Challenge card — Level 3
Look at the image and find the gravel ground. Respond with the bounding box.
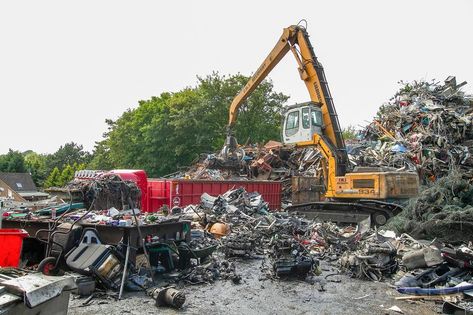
[68,259,439,315]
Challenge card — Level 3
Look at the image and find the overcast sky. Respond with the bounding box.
[1,0,472,154]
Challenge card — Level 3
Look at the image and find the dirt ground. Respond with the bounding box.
[68,259,440,315]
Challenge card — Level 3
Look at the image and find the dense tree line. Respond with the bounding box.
[0,73,292,186]
[0,143,90,188]
[89,73,288,176]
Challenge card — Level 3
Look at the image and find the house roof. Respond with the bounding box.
[0,172,38,192]
[18,191,49,198]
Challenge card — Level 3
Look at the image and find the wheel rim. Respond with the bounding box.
[43,262,55,275]
[374,214,387,226]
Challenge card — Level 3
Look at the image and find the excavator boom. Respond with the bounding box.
[228,27,293,126]
[226,25,348,176]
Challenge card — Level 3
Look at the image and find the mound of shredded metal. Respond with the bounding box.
[66,174,142,210]
[356,76,473,183]
[387,171,473,241]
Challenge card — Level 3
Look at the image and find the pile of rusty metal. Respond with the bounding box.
[356,76,473,183]
[185,188,337,279]
[268,234,318,278]
[222,230,263,257]
[187,185,473,301]
[177,256,241,285]
[182,144,322,179]
[172,144,324,205]
[339,230,399,281]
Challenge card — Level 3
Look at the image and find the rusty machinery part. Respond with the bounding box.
[287,200,403,227]
[150,287,186,309]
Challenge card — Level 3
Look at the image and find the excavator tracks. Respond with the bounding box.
[286,200,403,227]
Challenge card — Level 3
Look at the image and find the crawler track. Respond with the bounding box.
[287,200,403,227]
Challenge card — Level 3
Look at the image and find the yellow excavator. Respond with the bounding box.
[220,23,419,226]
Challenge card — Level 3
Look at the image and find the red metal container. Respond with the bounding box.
[147,179,282,212]
[102,170,282,213]
[0,229,29,267]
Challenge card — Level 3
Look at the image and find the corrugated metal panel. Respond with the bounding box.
[147,179,282,212]
[148,180,168,212]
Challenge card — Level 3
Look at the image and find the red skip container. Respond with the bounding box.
[0,229,29,267]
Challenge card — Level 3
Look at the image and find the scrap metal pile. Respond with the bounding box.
[181,187,473,312]
[6,184,473,312]
[177,256,241,285]
[180,187,365,280]
[43,173,142,212]
[65,174,142,210]
[190,144,323,180]
[348,76,473,242]
[174,144,324,204]
[177,188,325,279]
[356,76,473,183]
[388,170,473,242]
[339,227,473,312]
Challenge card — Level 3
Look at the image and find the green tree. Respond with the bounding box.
[72,162,86,172]
[103,73,289,176]
[88,127,116,170]
[58,164,75,186]
[44,167,61,188]
[24,152,48,187]
[0,149,26,173]
[45,142,91,173]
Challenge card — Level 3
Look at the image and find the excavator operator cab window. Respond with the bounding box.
[285,111,299,137]
[311,109,323,127]
[302,108,311,129]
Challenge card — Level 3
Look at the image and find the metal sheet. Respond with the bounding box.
[0,292,21,308]
[0,274,75,308]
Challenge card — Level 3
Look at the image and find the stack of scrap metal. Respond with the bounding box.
[357,76,473,183]
[337,223,473,311]
[269,234,317,277]
[65,174,142,210]
[184,188,328,278]
[172,144,324,205]
[387,170,473,241]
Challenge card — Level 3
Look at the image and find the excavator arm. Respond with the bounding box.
[225,25,348,176]
[228,27,294,126]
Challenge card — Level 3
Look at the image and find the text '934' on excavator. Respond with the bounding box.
[212,22,419,227]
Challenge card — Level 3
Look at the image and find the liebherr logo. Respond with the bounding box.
[314,83,322,101]
[243,61,267,94]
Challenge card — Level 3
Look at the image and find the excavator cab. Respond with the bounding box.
[282,102,323,145]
